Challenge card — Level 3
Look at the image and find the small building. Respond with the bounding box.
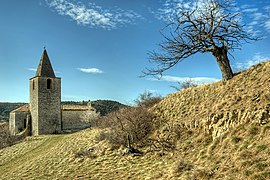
[9,104,30,135]
[9,49,98,135]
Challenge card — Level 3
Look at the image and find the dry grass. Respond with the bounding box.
[153,61,270,134]
[0,128,174,179]
[3,124,270,179]
[150,60,270,179]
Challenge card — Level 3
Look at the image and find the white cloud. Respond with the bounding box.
[240,7,270,34]
[234,54,269,70]
[149,75,219,84]
[155,0,236,22]
[265,20,270,31]
[77,68,104,74]
[241,4,251,9]
[252,12,267,21]
[155,1,270,35]
[46,0,143,30]
[248,21,258,26]
[265,6,270,11]
[27,68,37,72]
[242,8,258,13]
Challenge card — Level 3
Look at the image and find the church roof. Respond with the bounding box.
[62,105,95,111]
[10,104,30,113]
[35,49,56,78]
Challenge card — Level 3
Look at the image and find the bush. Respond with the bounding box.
[249,126,259,136]
[97,106,155,148]
[0,123,14,149]
[255,163,267,171]
[256,144,268,152]
[231,136,242,143]
[94,92,162,148]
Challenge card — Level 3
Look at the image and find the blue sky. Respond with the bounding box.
[0,0,270,104]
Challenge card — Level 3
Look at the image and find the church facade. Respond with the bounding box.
[9,49,97,136]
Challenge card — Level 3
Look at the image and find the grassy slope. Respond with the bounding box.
[150,61,270,179]
[0,129,173,179]
[1,61,270,179]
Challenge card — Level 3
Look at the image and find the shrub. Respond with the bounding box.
[97,106,155,148]
[232,136,242,143]
[256,144,268,152]
[95,92,161,148]
[255,163,267,171]
[0,123,14,149]
[249,126,259,136]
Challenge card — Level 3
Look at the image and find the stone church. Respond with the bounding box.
[9,49,98,136]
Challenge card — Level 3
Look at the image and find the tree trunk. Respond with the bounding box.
[212,46,234,81]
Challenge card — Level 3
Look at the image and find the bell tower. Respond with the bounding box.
[30,49,61,135]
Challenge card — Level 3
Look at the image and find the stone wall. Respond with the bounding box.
[62,109,98,130]
[30,77,61,135]
[9,111,29,135]
[30,78,38,135]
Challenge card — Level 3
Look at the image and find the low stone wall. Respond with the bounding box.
[61,109,98,130]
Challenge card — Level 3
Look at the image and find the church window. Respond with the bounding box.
[47,79,52,89]
[23,119,27,129]
[33,80,35,90]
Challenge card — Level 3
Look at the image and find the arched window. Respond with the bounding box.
[33,80,35,90]
[47,79,52,89]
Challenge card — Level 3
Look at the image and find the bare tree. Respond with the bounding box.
[144,0,259,81]
[171,79,198,91]
[134,91,162,108]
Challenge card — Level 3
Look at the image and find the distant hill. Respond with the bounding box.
[90,100,127,116]
[0,103,26,122]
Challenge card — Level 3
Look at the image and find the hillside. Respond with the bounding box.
[153,61,270,140]
[151,60,270,179]
[1,61,270,179]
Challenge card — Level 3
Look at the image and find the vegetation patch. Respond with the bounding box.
[232,136,242,143]
[249,126,259,136]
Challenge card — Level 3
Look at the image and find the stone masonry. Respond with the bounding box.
[9,49,98,136]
